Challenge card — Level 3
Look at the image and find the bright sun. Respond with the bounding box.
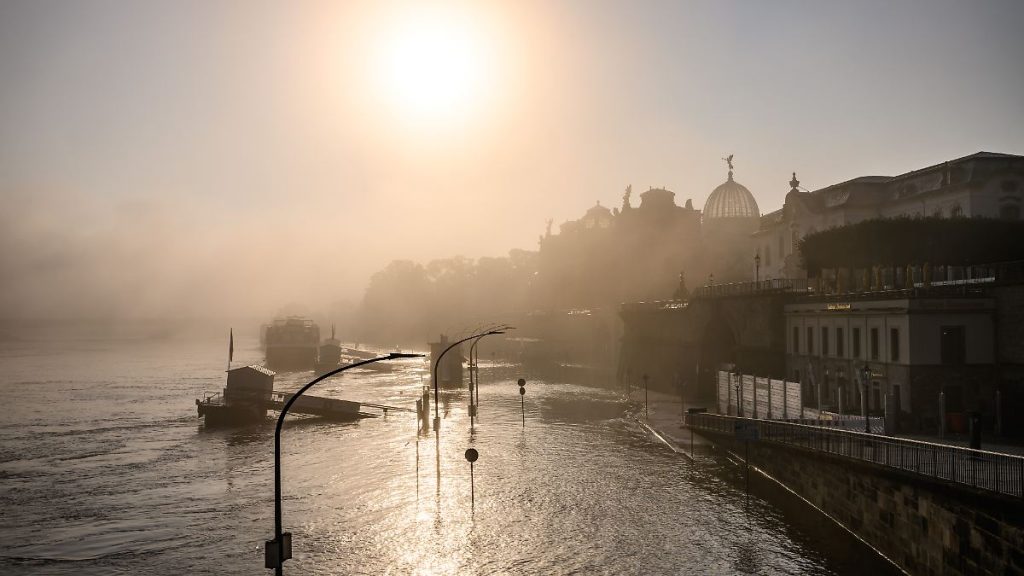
[375,4,491,124]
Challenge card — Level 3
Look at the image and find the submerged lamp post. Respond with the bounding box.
[755,252,761,285]
[432,327,508,430]
[643,374,650,420]
[267,352,423,575]
[468,331,499,426]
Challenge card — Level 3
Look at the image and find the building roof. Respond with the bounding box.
[227,364,276,377]
[703,172,759,219]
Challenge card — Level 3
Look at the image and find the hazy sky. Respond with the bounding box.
[2,0,1023,320]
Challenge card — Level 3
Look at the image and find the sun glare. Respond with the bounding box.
[375,4,492,124]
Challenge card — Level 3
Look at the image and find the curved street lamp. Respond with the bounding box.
[431,327,508,430]
[268,352,423,575]
[467,328,508,425]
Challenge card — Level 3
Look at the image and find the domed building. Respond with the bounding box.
[702,155,760,235]
[699,155,761,283]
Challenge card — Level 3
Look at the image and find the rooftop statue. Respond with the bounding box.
[622,184,632,210]
[673,271,690,300]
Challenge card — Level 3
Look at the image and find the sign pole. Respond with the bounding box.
[518,378,526,428]
[464,448,478,512]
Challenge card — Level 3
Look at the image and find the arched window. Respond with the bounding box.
[950,203,963,218]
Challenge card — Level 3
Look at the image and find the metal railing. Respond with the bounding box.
[688,413,1024,498]
[692,278,810,299]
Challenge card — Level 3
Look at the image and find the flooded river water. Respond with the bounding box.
[0,331,899,574]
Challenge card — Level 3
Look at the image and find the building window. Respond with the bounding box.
[1000,204,1020,220]
[822,327,829,357]
[793,326,800,354]
[941,326,966,365]
[765,245,772,266]
[807,326,814,355]
[836,328,845,358]
[950,203,963,217]
[794,369,801,383]
[778,234,785,256]
[870,327,879,360]
[890,327,900,362]
[853,327,861,358]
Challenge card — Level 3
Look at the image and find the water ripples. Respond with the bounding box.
[0,338,899,574]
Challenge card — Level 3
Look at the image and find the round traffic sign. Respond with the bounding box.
[465,448,479,463]
[519,387,525,396]
[517,378,526,387]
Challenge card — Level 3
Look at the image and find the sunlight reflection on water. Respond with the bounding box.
[0,338,898,575]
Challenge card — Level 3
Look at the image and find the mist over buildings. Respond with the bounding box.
[2,1,1023,328]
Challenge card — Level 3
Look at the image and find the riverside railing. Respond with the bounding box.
[688,413,1024,499]
[692,278,809,299]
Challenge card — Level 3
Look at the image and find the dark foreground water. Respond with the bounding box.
[0,330,899,575]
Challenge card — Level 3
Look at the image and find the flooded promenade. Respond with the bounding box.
[1,334,898,575]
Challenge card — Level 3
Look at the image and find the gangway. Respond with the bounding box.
[266,391,413,420]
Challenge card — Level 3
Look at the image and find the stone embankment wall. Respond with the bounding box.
[702,431,1024,575]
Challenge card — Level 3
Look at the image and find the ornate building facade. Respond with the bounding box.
[754,152,1024,280]
[536,158,760,309]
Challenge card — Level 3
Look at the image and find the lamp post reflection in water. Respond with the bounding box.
[428,327,508,521]
[267,352,422,576]
[465,448,479,512]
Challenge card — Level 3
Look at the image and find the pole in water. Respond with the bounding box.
[679,375,684,423]
[744,440,750,506]
[643,374,649,420]
[465,448,479,511]
[518,378,526,427]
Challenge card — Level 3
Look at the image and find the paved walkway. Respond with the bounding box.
[895,433,1024,456]
[629,387,1024,458]
[626,388,717,457]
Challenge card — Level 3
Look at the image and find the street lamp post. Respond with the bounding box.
[734,371,742,417]
[432,328,508,430]
[824,367,830,414]
[755,252,761,285]
[468,334,492,425]
[861,365,871,433]
[268,352,423,575]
